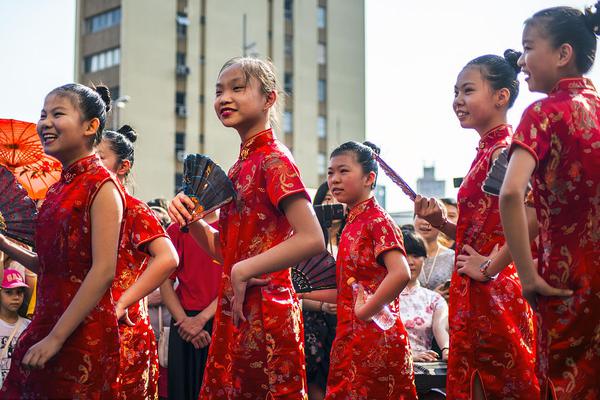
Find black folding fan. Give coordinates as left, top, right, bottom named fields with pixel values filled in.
left=292, top=250, right=337, bottom=293
left=182, top=154, right=235, bottom=227
left=0, top=165, right=37, bottom=246
left=482, top=148, right=532, bottom=196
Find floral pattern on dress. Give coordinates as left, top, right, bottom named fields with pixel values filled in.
left=199, top=129, right=310, bottom=399
left=325, top=197, right=417, bottom=400
left=399, top=284, right=447, bottom=354
left=1, top=155, right=125, bottom=399
left=511, top=78, right=600, bottom=400
left=112, top=194, right=166, bottom=400
left=447, top=125, right=539, bottom=400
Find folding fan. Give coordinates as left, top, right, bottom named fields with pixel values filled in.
left=482, top=148, right=510, bottom=196
left=0, top=165, right=37, bottom=246
left=375, top=154, right=417, bottom=201
left=292, top=250, right=337, bottom=293
left=181, top=154, right=235, bottom=228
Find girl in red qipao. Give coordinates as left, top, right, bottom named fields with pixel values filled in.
left=325, top=141, right=416, bottom=400
left=0, top=84, right=125, bottom=398
left=500, top=5, right=600, bottom=399
left=415, top=53, right=540, bottom=399
left=168, top=57, right=325, bottom=399
left=96, top=125, right=179, bottom=400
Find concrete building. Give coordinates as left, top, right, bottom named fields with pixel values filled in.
left=416, top=165, right=445, bottom=199
left=75, top=0, right=365, bottom=201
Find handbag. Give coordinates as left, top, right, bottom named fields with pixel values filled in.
left=157, top=305, right=170, bottom=368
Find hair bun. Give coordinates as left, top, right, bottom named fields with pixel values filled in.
left=503, top=49, right=522, bottom=74
left=362, top=141, right=381, bottom=156
left=94, top=85, right=112, bottom=113
left=117, top=124, right=137, bottom=143
left=584, top=1, right=600, bottom=35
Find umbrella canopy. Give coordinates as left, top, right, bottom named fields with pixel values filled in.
left=14, top=155, right=62, bottom=200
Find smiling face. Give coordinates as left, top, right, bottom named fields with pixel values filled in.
left=37, top=93, right=97, bottom=166
left=327, top=152, right=375, bottom=208
left=214, top=64, right=271, bottom=134
left=453, top=66, right=500, bottom=133
left=518, top=23, right=563, bottom=94
left=413, top=214, right=440, bottom=242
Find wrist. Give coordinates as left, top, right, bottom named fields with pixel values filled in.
left=232, top=262, right=249, bottom=282
left=479, top=259, right=498, bottom=281
left=195, top=312, right=208, bottom=325
left=431, top=217, right=448, bottom=231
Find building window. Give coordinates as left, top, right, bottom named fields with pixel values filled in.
left=284, top=0, right=293, bottom=21
left=317, top=116, right=326, bottom=138
left=176, top=52, right=186, bottom=66
left=317, top=153, right=327, bottom=175
left=177, top=21, right=187, bottom=37
left=285, top=35, right=293, bottom=57
left=175, top=132, right=185, bottom=152
left=109, top=86, right=120, bottom=100
left=84, top=48, right=120, bottom=73
left=176, top=92, right=186, bottom=106
left=318, top=79, right=326, bottom=102
left=175, top=173, right=183, bottom=192
left=85, top=8, right=121, bottom=34
left=284, top=111, right=293, bottom=133
left=285, top=73, right=293, bottom=95
left=317, top=6, right=326, bottom=29
left=317, top=43, right=326, bottom=65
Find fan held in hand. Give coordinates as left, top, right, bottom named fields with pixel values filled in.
left=374, top=154, right=417, bottom=201
left=182, top=154, right=235, bottom=227
left=0, top=165, right=38, bottom=246
left=292, top=250, right=337, bottom=293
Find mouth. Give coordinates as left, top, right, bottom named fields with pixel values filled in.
left=455, top=110, right=468, bottom=120
left=220, top=107, right=237, bottom=117
left=41, top=132, right=58, bottom=145
left=330, top=188, right=343, bottom=196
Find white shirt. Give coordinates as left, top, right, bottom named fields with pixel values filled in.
left=0, top=316, right=31, bottom=386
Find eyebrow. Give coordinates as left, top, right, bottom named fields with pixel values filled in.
left=41, top=106, right=67, bottom=113
left=216, top=77, right=246, bottom=88
left=454, top=82, right=475, bottom=90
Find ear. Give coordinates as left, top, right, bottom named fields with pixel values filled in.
left=364, top=170, right=376, bottom=188
left=117, top=159, right=131, bottom=177
left=495, top=88, right=511, bottom=108
left=556, top=43, right=574, bottom=68
left=264, top=90, right=277, bottom=111
left=84, top=117, right=101, bottom=139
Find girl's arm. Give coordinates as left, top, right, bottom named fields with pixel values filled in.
left=355, top=249, right=411, bottom=321
left=499, top=148, right=572, bottom=306
left=230, top=193, right=325, bottom=326
left=0, top=237, right=39, bottom=273
left=432, top=302, right=450, bottom=360
left=300, top=288, right=337, bottom=304
left=115, top=237, right=179, bottom=320
left=22, top=182, right=124, bottom=368
left=168, top=194, right=223, bottom=262
left=159, top=278, right=187, bottom=323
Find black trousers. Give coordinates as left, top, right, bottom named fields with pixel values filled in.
left=167, top=310, right=213, bottom=400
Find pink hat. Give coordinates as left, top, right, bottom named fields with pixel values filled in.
left=1, top=269, right=29, bottom=289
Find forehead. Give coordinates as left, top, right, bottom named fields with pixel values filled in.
left=522, top=21, right=546, bottom=42
left=456, top=66, right=484, bottom=86
left=329, top=152, right=358, bottom=167
left=43, top=92, right=77, bottom=110
left=217, top=64, right=247, bottom=84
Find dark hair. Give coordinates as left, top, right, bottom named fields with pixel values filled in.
left=49, top=83, right=111, bottom=145
left=402, top=229, right=427, bottom=258
left=313, top=181, right=330, bottom=206
left=464, top=51, right=521, bottom=108
left=526, top=3, right=600, bottom=73
left=102, top=124, right=137, bottom=174
left=440, top=197, right=457, bottom=208
left=330, top=141, right=381, bottom=188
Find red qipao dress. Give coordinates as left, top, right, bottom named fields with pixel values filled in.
left=198, top=129, right=309, bottom=399
left=325, top=197, right=417, bottom=400
left=112, top=193, right=167, bottom=400
left=446, top=124, right=539, bottom=399
left=1, top=155, right=125, bottom=399
left=510, top=78, right=600, bottom=400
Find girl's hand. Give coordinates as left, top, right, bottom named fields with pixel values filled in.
left=522, top=273, right=573, bottom=310
left=413, top=350, right=439, bottom=362
left=322, top=302, right=337, bottom=315
left=168, top=193, right=196, bottom=226
left=456, top=244, right=499, bottom=282
left=230, top=262, right=249, bottom=328
left=115, top=303, right=135, bottom=327
left=414, top=195, right=445, bottom=227
left=22, top=334, right=63, bottom=369
left=353, top=283, right=371, bottom=321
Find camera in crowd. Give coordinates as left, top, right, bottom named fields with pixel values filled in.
left=314, top=204, right=345, bottom=229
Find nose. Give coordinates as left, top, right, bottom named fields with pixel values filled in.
left=453, top=93, right=464, bottom=109
left=517, top=53, right=525, bottom=68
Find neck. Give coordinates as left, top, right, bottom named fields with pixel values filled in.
left=425, top=238, right=439, bottom=256
left=406, top=279, right=419, bottom=289
left=476, top=117, right=507, bottom=138
left=59, top=148, right=95, bottom=170
left=0, top=309, right=18, bottom=324
left=347, top=191, right=373, bottom=210
left=237, top=119, right=271, bottom=143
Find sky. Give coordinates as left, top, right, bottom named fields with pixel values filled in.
left=1, top=0, right=598, bottom=212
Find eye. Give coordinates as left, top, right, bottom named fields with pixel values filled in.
left=215, top=90, right=222, bottom=96
left=233, top=86, right=245, bottom=92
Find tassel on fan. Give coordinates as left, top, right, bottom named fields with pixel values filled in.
left=374, top=154, right=417, bottom=201
left=292, top=250, right=337, bottom=293
left=181, top=154, right=235, bottom=228
left=0, top=165, right=37, bottom=246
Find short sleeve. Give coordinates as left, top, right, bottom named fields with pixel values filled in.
left=371, top=215, right=406, bottom=260
left=509, top=101, right=551, bottom=168
left=431, top=291, right=448, bottom=313
left=263, top=152, right=310, bottom=209
left=130, top=202, right=167, bottom=255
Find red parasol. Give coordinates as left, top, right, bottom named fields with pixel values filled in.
left=0, top=119, right=61, bottom=200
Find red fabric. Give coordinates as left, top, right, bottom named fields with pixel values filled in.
left=446, top=125, right=539, bottom=399
left=112, top=194, right=166, bottom=399
left=510, top=78, right=600, bottom=400
left=167, top=222, right=222, bottom=311
left=199, top=129, right=310, bottom=399
left=325, top=197, right=417, bottom=400
left=1, top=155, right=125, bottom=399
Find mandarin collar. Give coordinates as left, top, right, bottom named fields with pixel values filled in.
left=477, top=124, right=511, bottom=150
left=239, top=129, right=275, bottom=160
left=347, top=196, right=376, bottom=224
left=61, top=154, right=98, bottom=183
left=550, top=77, right=596, bottom=95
